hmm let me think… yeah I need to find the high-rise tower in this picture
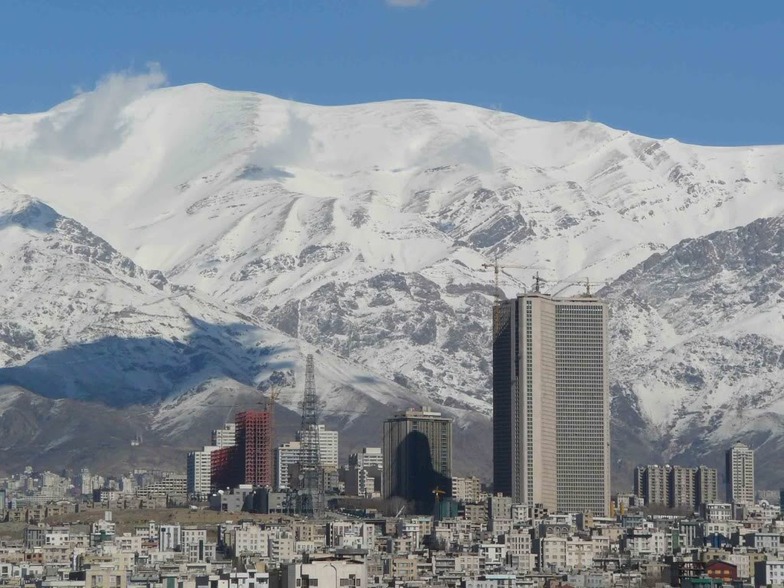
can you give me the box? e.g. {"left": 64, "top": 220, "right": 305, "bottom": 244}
{"left": 492, "top": 291, "right": 610, "bottom": 515}
{"left": 209, "top": 410, "right": 273, "bottom": 490}
{"left": 695, "top": 465, "right": 718, "bottom": 507}
{"left": 383, "top": 407, "right": 452, "bottom": 514}
{"left": 726, "top": 441, "right": 755, "bottom": 505}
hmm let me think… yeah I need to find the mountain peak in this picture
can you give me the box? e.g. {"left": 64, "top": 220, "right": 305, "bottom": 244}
{"left": 0, "top": 185, "right": 60, "bottom": 233}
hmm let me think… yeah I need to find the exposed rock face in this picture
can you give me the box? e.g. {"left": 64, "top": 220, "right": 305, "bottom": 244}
{"left": 0, "top": 187, "right": 480, "bottom": 474}
{"left": 603, "top": 216, "right": 784, "bottom": 489}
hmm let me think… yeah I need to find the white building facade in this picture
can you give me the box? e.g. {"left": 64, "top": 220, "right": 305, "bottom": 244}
{"left": 187, "top": 446, "right": 218, "bottom": 499}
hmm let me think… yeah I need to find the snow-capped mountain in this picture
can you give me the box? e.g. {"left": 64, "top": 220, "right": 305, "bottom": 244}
{"left": 604, "top": 216, "right": 784, "bottom": 488}
{"left": 0, "top": 185, "right": 492, "bottom": 474}
{"left": 0, "top": 82, "right": 782, "bottom": 485}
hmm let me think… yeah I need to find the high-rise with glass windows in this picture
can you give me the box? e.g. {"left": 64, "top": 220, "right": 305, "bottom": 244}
{"left": 493, "top": 292, "right": 610, "bottom": 515}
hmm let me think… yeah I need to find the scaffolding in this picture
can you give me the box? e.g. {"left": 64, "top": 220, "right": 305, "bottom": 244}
{"left": 210, "top": 409, "right": 274, "bottom": 491}
{"left": 210, "top": 445, "right": 238, "bottom": 491}
{"left": 236, "top": 410, "right": 274, "bottom": 487}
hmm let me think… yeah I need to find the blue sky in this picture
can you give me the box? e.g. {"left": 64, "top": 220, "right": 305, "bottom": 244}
{"left": 1, "top": 0, "right": 782, "bottom": 145}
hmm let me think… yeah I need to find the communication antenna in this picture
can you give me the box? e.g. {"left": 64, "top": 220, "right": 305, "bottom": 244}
{"left": 298, "top": 354, "right": 324, "bottom": 517}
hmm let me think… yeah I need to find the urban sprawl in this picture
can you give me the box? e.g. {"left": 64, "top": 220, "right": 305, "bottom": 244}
{"left": 0, "top": 291, "right": 778, "bottom": 588}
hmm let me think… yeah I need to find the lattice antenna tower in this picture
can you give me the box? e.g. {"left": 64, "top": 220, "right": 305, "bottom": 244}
{"left": 301, "top": 354, "right": 319, "bottom": 429}
{"left": 298, "top": 354, "right": 324, "bottom": 517}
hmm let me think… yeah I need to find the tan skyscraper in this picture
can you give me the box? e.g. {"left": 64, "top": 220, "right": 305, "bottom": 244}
{"left": 726, "top": 442, "right": 755, "bottom": 505}
{"left": 493, "top": 291, "right": 610, "bottom": 515}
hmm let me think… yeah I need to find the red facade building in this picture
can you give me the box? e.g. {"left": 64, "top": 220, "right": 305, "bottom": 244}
{"left": 210, "top": 410, "right": 273, "bottom": 490}
{"left": 705, "top": 560, "right": 737, "bottom": 583}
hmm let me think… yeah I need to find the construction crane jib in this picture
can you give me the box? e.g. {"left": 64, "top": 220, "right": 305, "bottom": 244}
{"left": 480, "top": 258, "right": 545, "bottom": 300}
{"left": 482, "top": 258, "right": 545, "bottom": 338}
{"left": 550, "top": 277, "right": 608, "bottom": 298}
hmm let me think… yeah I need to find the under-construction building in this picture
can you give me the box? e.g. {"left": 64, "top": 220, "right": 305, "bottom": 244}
{"left": 211, "top": 410, "right": 274, "bottom": 490}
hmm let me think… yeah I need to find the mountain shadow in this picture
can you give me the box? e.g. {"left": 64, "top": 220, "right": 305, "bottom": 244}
{"left": 0, "top": 317, "right": 295, "bottom": 407}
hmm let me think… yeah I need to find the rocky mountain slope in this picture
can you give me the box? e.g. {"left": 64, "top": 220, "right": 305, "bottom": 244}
{"left": 0, "top": 186, "right": 493, "bottom": 475}
{"left": 0, "top": 83, "right": 782, "bottom": 487}
{"left": 604, "top": 216, "right": 784, "bottom": 488}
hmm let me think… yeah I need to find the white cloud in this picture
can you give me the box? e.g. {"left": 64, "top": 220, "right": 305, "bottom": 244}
{"left": 436, "top": 132, "right": 494, "bottom": 172}
{"left": 247, "top": 106, "right": 317, "bottom": 171}
{"left": 386, "top": 0, "right": 429, "bottom": 7}
{"left": 33, "top": 63, "right": 167, "bottom": 159}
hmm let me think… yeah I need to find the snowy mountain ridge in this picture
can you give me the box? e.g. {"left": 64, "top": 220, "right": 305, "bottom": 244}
{"left": 0, "top": 83, "right": 783, "bottom": 484}
{"left": 0, "top": 184, "right": 482, "bottom": 473}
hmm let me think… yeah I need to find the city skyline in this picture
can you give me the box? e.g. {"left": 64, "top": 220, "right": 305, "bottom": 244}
{"left": 0, "top": 2, "right": 780, "bottom": 584}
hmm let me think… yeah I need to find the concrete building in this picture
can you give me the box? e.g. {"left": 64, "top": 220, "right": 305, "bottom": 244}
{"left": 275, "top": 441, "right": 301, "bottom": 490}
{"left": 383, "top": 407, "right": 452, "bottom": 511}
{"left": 696, "top": 466, "right": 719, "bottom": 507}
{"left": 451, "top": 476, "right": 483, "bottom": 503}
{"left": 345, "top": 447, "right": 382, "bottom": 499}
{"left": 187, "top": 446, "right": 218, "bottom": 499}
{"left": 211, "top": 422, "right": 236, "bottom": 448}
{"left": 136, "top": 473, "right": 187, "bottom": 499}
{"left": 540, "top": 535, "right": 611, "bottom": 572}
{"left": 343, "top": 467, "right": 376, "bottom": 498}
{"left": 754, "top": 560, "right": 784, "bottom": 588}
{"left": 348, "top": 447, "right": 383, "bottom": 471}
{"left": 669, "top": 466, "right": 696, "bottom": 510}
{"left": 634, "top": 465, "right": 670, "bottom": 506}
{"left": 726, "top": 442, "right": 755, "bottom": 505}
{"left": 158, "top": 524, "right": 182, "bottom": 551}
{"left": 493, "top": 292, "right": 610, "bottom": 515}
{"left": 634, "top": 464, "right": 718, "bottom": 510}
{"left": 701, "top": 502, "right": 733, "bottom": 522}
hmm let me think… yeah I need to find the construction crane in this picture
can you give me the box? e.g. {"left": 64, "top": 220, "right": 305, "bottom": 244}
{"left": 480, "top": 257, "right": 544, "bottom": 300}
{"left": 550, "top": 277, "right": 609, "bottom": 298}
{"left": 481, "top": 258, "right": 545, "bottom": 335}
{"left": 432, "top": 486, "right": 446, "bottom": 503}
